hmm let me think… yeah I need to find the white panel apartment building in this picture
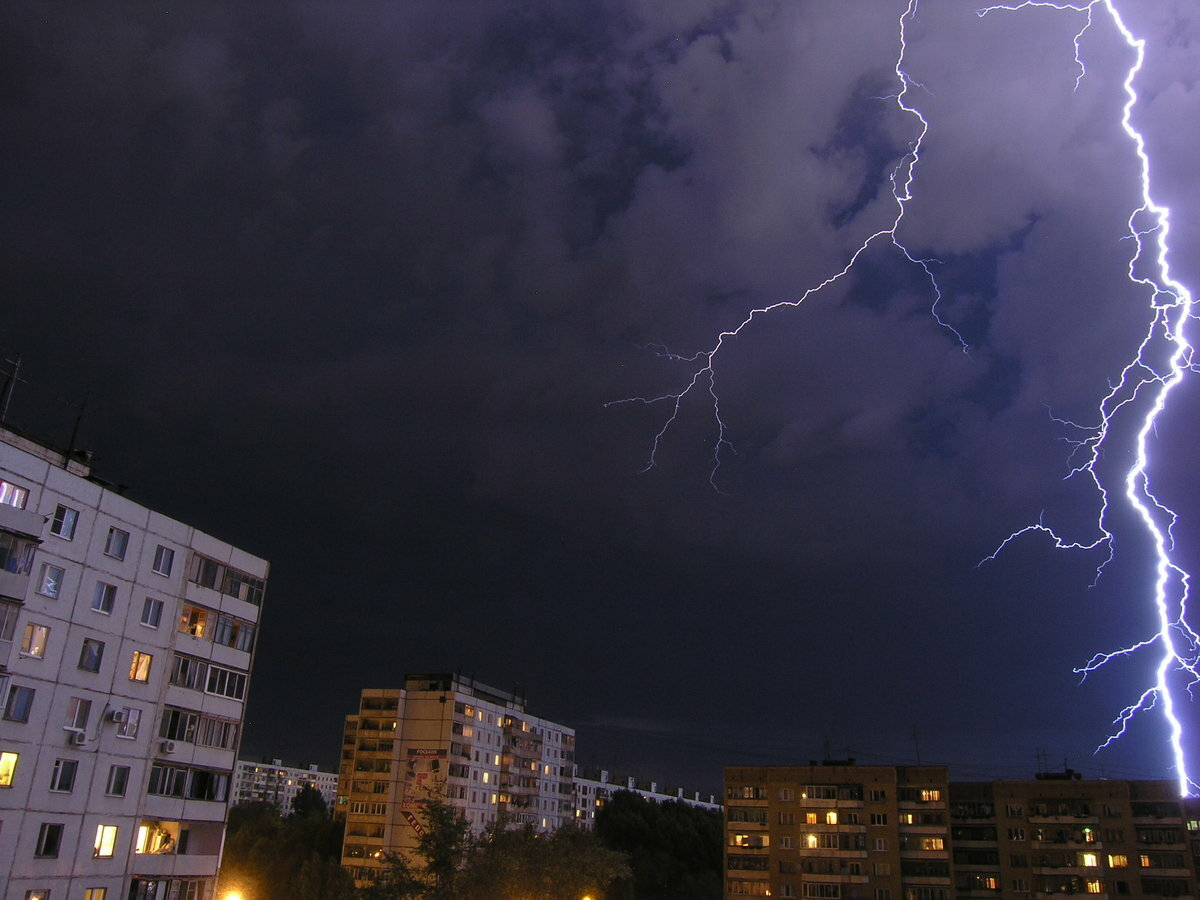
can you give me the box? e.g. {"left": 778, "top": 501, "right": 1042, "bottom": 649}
{"left": 233, "top": 758, "right": 339, "bottom": 811}
{"left": 0, "top": 426, "right": 267, "bottom": 900}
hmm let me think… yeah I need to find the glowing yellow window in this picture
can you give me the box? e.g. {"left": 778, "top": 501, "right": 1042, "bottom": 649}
{"left": 805, "top": 833, "right": 819, "bottom": 849}
{"left": 1085, "top": 881, "right": 1103, "bottom": 894}
{"left": 93, "top": 824, "right": 118, "bottom": 858}
{"left": 1108, "top": 854, "right": 1128, "bottom": 867}
{"left": 806, "top": 812, "right": 819, "bottom": 824}
{"left": 129, "top": 651, "right": 153, "bottom": 682}
{"left": 826, "top": 811, "right": 838, "bottom": 825}
{"left": 1081, "top": 853, "right": 1099, "bottom": 867}
{"left": 0, "top": 751, "right": 17, "bottom": 786}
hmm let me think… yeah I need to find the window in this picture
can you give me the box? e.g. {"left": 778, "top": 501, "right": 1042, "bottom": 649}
{"left": 779, "top": 836, "right": 795, "bottom": 849}
{"left": 874, "top": 863, "right": 892, "bottom": 876}
{"left": 26, "top": 892, "right": 50, "bottom": 900}
{"left": 37, "top": 563, "right": 64, "bottom": 598}
{"left": 921, "top": 788, "right": 942, "bottom": 802}
{"left": 0, "top": 600, "right": 17, "bottom": 642}
{"left": 0, "top": 750, "right": 17, "bottom": 786}
{"left": 35, "top": 822, "right": 64, "bottom": 857}
{"left": 0, "top": 531, "right": 35, "bottom": 574}
{"left": 1108, "top": 853, "right": 1128, "bottom": 867}
{"left": 93, "top": 824, "right": 118, "bottom": 858}
{"left": 160, "top": 708, "right": 199, "bottom": 743}
{"left": 921, "top": 837, "right": 945, "bottom": 850}
{"left": 214, "top": 613, "right": 256, "bottom": 652}
{"left": 189, "top": 554, "right": 225, "bottom": 590}
{"left": 85, "top": 890, "right": 108, "bottom": 900}
{"left": 873, "top": 838, "right": 889, "bottom": 851}
{"left": 152, "top": 544, "right": 175, "bottom": 576}
{"left": 90, "top": 582, "right": 116, "bottom": 614}
{"left": 178, "top": 604, "right": 209, "bottom": 638}
{"left": 140, "top": 597, "right": 164, "bottom": 628}
{"left": 65, "top": 696, "right": 92, "bottom": 731}
{"left": 50, "top": 504, "right": 78, "bottom": 539}
{"left": 1012, "top": 879, "right": 1028, "bottom": 893}
{"left": 0, "top": 479, "right": 28, "bottom": 508}
{"left": 1008, "top": 828, "right": 1026, "bottom": 841}
{"left": 129, "top": 651, "right": 153, "bottom": 682}
{"left": 870, "top": 789, "right": 887, "bottom": 801}
{"left": 5, "top": 685, "right": 34, "bottom": 722}
{"left": 106, "top": 765, "right": 130, "bottom": 797}
{"left": 79, "top": 638, "right": 105, "bottom": 672}
{"left": 826, "top": 811, "right": 839, "bottom": 825}
{"left": 779, "top": 812, "right": 796, "bottom": 824}
{"left": 116, "top": 708, "right": 141, "bottom": 739}
{"left": 1006, "top": 804, "right": 1025, "bottom": 817}
{"left": 205, "top": 664, "right": 247, "bottom": 699}
{"left": 21, "top": 623, "right": 49, "bottom": 658}
{"left": 170, "top": 654, "right": 207, "bottom": 690}
{"left": 148, "top": 764, "right": 188, "bottom": 797}
{"left": 224, "top": 568, "right": 265, "bottom": 606}
{"left": 49, "top": 758, "right": 78, "bottom": 792}
{"left": 871, "top": 813, "right": 888, "bottom": 825}
{"left": 779, "top": 788, "right": 795, "bottom": 801}
{"left": 104, "top": 527, "right": 129, "bottom": 560}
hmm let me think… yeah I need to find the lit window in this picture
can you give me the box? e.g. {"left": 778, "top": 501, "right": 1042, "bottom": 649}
{"left": 0, "top": 479, "right": 28, "bottom": 508}
{"left": 93, "top": 824, "right": 118, "bottom": 858}
{"left": 806, "top": 811, "right": 818, "bottom": 824}
{"left": 26, "top": 891, "right": 50, "bottom": 900}
{"left": 20, "top": 623, "right": 49, "bottom": 658}
{"left": 37, "top": 564, "right": 64, "bottom": 598}
{"left": 129, "top": 651, "right": 153, "bottom": 682}
{"left": 1085, "top": 881, "right": 1103, "bottom": 894}
{"left": 50, "top": 758, "right": 78, "bottom": 792}
{"left": 140, "top": 598, "right": 164, "bottom": 628}
{"left": 0, "top": 750, "right": 17, "bottom": 786}
{"left": 178, "top": 605, "right": 209, "bottom": 638}
{"left": 84, "top": 890, "right": 108, "bottom": 900}
{"left": 826, "top": 811, "right": 838, "bottom": 825}
{"left": 152, "top": 544, "right": 175, "bottom": 576}
{"left": 50, "top": 504, "right": 78, "bottom": 539}
{"left": 104, "top": 527, "right": 129, "bottom": 560}
{"left": 91, "top": 582, "right": 116, "bottom": 614}
{"left": 922, "top": 837, "right": 944, "bottom": 851}
{"left": 79, "top": 638, "right": 105, "bottom": 673}
{"left": 35, "top": 822, "right": 64, "bottom": 857}
{"left": 1081, "top": 852, "right": 1099, "bottom": 867}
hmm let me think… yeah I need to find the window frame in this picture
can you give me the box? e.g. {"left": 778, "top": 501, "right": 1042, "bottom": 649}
{"left": 152, "top": 544, "right": 175, "bottom": 576}
{"left": 4, "top": 684, "right": 34, "bottom": 722}
{"left": 140, "top": 597, "right": 164, "bottom": 628}
{"left": 78, "top": 638, "right": 105, "bottom": 673}
{"left": 20, "top": 623, "right": 49, "bottom": 659}
{"left": 129, "top": 651, "right": 153, "bottom": 683}
{"left": 34, "top": 822, "right": 64, "bottom": 858}
{"left": 50, "top": 504, "right": 78, "bottom": 539}
{"left": 104, "top": 526, "right": 130, "bottom": 560}
{"left": 36, "top": 563, "right": 64, "bottom": 598}
{"left": 49, "top": 757, "right": 79, "bottom": 792}
{"left": 105, "top": 764, "right": 130, "bottom": 797}
{"left": 91, "top": 581, "right": 117, "bottom": 615}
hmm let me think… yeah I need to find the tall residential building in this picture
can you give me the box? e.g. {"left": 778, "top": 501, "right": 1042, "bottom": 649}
{"left": 0, "top": 425, "right": 267, "bottom": 900}
{"left": 233, "top": 757, "right": 338, "bottom": 811}
{"left": 338, "top": 674, "right": 575, "bottom": 886}
{"left": 723, "top": 762, "right": 1200, "bottom": 900}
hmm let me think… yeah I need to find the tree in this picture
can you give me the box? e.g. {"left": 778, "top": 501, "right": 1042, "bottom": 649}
{"left": 457, "top": 821, "right": 631, "bottom": 900}
{"left": 595, "top": 791, "right": 723, "bottom": 900}
{"left": 292, "top": 783, "right": 330, "bottom": 819}
{"left": 217, "top": 799, "right": 356, "bottom": 900}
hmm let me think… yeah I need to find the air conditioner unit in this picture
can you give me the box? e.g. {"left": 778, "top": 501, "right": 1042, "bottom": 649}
{"left": 108, "top": 709, "right": 128, "bottom": 724}
{"left": 160, "top": 740, "right": 177, "bottom": 754}
{"left": 69, "top": 731, "right": 88, "bottom": 746}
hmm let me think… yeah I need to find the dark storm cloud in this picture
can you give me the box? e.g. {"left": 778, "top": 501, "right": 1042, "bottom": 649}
{"left": 2, "top": 0, "right": 1198, "bottom": 787}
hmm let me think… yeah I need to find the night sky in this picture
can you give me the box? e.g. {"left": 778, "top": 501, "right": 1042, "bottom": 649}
{"left": 3, "top": 1, "right": 1198, "bottom": 794}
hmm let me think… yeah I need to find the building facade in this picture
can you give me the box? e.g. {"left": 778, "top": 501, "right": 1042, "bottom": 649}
{"left": 338, "top": 674, "right": 575, "bottom": 886}
{"left": 0, "top": 426, "right": 267, "bottom": 900}
{"left": 723, "top": 762, "right": 1200, "bottom": 900}
{"left": 572, "top": 766, "right": 721, "bottom": 829}
{"left": 234, "top": 758, "right": 338, "bottom": 811}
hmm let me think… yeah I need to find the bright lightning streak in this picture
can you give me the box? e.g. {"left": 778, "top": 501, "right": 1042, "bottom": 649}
{"left": 606, "top": 0, "right": 962, "bottom": 488}
{"left": 977, "top": 0, "right": 1199, "bottom": 798}
{"left": 611, "top": 0, "right": 1199, "bottom": 795}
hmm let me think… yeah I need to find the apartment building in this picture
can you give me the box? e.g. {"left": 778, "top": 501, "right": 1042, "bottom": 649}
{"left": 723, "top": 762, "right": 1200, "bottom": 900}
{"left": 0, "top": 425, "right": 267, "bottom": 900}
{"left": 338, "top": 674, "right": 575, "bottom": 886}
{"left": 572, "top": 766, "right": 721, "bottom": 829}
{"left": 233, "top": 758, "right": 338, "bottom": 811}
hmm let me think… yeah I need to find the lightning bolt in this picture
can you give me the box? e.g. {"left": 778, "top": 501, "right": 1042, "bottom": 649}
{"left": 976, "top": 0, "right": 1199, "bottom": 797}
{"left": 611, "top": 0, "right": 1199, "bottom": 794}
{"left": 606, "top": 0, "right": 962, "bottom": 489}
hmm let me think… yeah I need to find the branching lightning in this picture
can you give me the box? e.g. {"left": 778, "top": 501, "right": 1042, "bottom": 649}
{"left": 976, "top": 0, "right": 1199, "bottom": 797}
{"left": 606, "top": 0, "right": 961, "bottom": 488}
{"left": 611, "top": 0, "right": 1199, "bottom": 793}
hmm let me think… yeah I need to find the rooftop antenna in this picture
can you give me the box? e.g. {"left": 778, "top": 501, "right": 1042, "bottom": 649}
{"left": 65, "top": 394, "right": 89, "bottom": 469}
{"left": 0, "top": 354, "right": 25, "bottom": 424}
